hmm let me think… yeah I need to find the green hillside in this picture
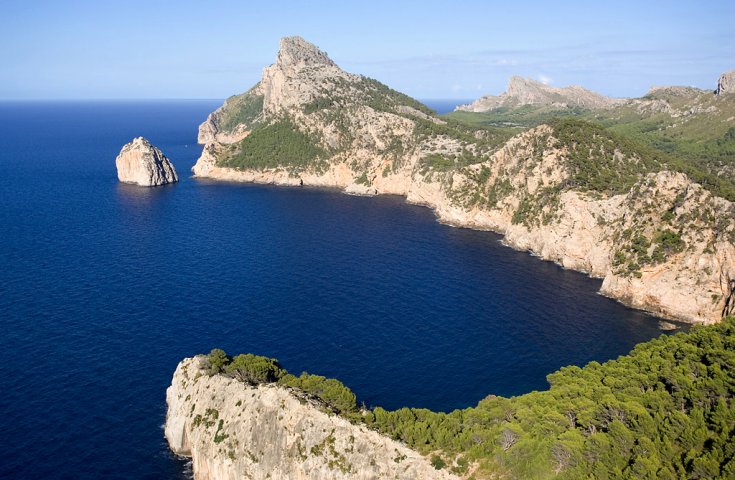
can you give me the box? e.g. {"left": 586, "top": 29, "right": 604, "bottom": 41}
{"left": 446, "top": 89, "right": 735, "bottom": 183}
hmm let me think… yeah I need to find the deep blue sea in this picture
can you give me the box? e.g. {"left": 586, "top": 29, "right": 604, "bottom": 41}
{"left": 0, "top": 100, "right": 672, "bottom": 479}
{"left": 421, "top": 99, "right": 473, "bottom": 114}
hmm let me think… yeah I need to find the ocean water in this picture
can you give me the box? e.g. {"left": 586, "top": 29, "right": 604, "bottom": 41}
{"left": 0, "top": 100, "right": 671, "bottom": 479}
{"left": 420, "top": 98, "right": 473, "bottom": 114}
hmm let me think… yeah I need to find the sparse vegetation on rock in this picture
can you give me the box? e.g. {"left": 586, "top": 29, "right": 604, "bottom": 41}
{"left": 193, "top": 317, "right": 735, "bottom": 479}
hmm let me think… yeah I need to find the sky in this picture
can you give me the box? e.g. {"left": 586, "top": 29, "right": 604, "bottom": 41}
{"left": 1, "top": 0, "right": 733, "bottom": 100}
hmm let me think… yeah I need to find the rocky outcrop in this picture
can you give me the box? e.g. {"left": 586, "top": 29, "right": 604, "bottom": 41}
{"left": 275, "top": 35, "right": 336, "bottom": 70}
{"left": 115, "top": 137, "right": 178, "bottom": 186}
{"left": 455, "top": 76, "right": 623, "bottom": 112}
{"left": 191, "top": 37, "right": 735, "bottom": 324}
{"left": 165, "top": 356, "right": 457, "bottom": 480}
{"left": 716, "top": 70, "right": 735, "bottom": 95}
{"left": 646, "top": 85, "right": 705, "bottom": 97}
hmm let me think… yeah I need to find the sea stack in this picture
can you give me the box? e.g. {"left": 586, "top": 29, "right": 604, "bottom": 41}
{"left": 115, "top": 137, "right": 178, "bottom": 186}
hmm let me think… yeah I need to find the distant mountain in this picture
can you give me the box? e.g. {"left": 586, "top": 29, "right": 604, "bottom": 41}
{"left": 455, "top": 76, "right": 623, "bottom": 112}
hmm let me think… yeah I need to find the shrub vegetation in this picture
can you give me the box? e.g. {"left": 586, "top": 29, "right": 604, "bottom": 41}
{"left": 219, "top": 119, "right": 326, "bottom": 171}
{"left": 205, "top": 316, "right": 735, "bottom": 478}
{"left": 217, "top": 92, "right": 264, "bottom": 132}
{"left": 446, "top": 95, "right": 735, "bottom": 202}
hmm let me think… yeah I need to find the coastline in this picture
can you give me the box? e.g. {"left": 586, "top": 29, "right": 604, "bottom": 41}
{"left": 192, "top": 164, "right": 731, "bottom": 325}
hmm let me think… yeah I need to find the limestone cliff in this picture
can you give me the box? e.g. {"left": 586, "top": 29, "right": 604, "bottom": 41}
{"left": 116, "top": 137, "right": 178, "bottom": 186}
{"left": 192, "top": 37, "right": 735, "bottom": 324}
{"left": 165, "top": 356, "right": 457, "bottom": 480}
{"left": 716, "top": 70, "right": 735, "bottom": 95}
{"left": 455, "top": 76, "right": 623, "bottom": 112}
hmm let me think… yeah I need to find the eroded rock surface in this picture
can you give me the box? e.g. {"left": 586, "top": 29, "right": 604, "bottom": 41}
{"left": 165, "top": 357, "right": 458, "bottom": 480}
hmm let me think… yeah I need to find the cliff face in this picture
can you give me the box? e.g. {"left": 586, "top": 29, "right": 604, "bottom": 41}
{"left": 165, "top": 356, "right": 457, "bottom": 480}
{"left": 406, "top": 134, "right": 735, "bottom": 324}
{"left": 455, "top": 76, "right": 623, "bottom": 112}
{"left": 716, "top": 70, "right": 735, "bottom": 95}
{"left": 192, "top": 37, "right": 735, "bottom": 324}
{"left": 116, "top": 137, "right": 178, "bottom": 186}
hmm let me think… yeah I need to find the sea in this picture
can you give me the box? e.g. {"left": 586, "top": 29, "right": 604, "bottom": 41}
{"left": 0, "top": 99, "right": 673, "bottom": 478}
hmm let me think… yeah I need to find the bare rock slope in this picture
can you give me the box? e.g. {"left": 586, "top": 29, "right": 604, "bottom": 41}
{"left": 165, "top": 356, "right": 457, "bottom": 480}
{"left": 116, "top": 137, "right": 178, "bottom": 186}
{"left": 192, "top": 37, "right": 735, "bottom": 323}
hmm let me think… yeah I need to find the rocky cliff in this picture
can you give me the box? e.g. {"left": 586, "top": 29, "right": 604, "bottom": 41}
{"left": 116, "top": 137, "right": 178, "bottom": 186}
{"left": 455, "top": 76, "right": 623, "bottom": 112}
{"left": 165, "top": 356, "right": 457, "bottom": 480}
{"left": 192, "top": 37, "right": 735, "bottom": 324}
{"left": 716, "top": 70, "right": 735, "bottom": 95}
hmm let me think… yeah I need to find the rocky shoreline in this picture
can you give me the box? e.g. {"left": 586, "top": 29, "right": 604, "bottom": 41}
{"left": 193, "top": 162, "right": 733, "bottom": 325}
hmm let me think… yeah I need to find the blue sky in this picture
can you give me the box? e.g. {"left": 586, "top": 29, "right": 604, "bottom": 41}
{"left": 1, "top": 0, "right": 733, "bottom": 100}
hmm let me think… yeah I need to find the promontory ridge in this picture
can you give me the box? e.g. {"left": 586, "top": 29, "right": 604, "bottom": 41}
{"left": 191, "top": 36, "right": 735, "bottom": 324}
{"left": 167, "top": 318, "right": 735, "bottom": 479}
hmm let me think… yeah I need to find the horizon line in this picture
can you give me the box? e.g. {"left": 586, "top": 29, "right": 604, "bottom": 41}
{"left": 0, "top": 97, "right": 477, "bottom": 102}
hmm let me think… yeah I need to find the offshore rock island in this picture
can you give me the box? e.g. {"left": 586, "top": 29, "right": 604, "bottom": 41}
{"left": 192, "top": 36, "right": 735, "bottom": 324}
{"left": 116, "top": 137, "right": 178, "bottom": 186}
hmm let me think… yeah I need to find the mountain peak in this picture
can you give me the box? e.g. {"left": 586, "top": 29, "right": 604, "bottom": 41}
{"left": 508, "top": 76, "right": 542, "bottom": 87}
{"left": 506, "top": 76, "right": 550, "bottom": 96}
{"left": 276, "top": 36, "right": 336, "bottom": 69}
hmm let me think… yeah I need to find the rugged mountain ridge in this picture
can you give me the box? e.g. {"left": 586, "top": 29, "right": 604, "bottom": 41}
{"left": 165, "top": 356, "right": 457, "bottom": 480}
{"left": 455, "top": 76, "right": 623, "bottom": 112}
{"left": 192, "top": 37, "right": 735, "bottom": 324}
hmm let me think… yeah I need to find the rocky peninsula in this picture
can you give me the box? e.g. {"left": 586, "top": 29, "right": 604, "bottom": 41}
{"left": 167, "top": 318, "right": 735, "bottom": 479}
{"left": 189, "top": 36, "right": 735, "bottom": 324}
{"left": 116, "top": 137, "right": 178, "bottom": 186}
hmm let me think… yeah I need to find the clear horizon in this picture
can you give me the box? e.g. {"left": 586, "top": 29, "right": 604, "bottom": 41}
{"left": 1, "top": 0, "right": 733, "bottom": 100}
